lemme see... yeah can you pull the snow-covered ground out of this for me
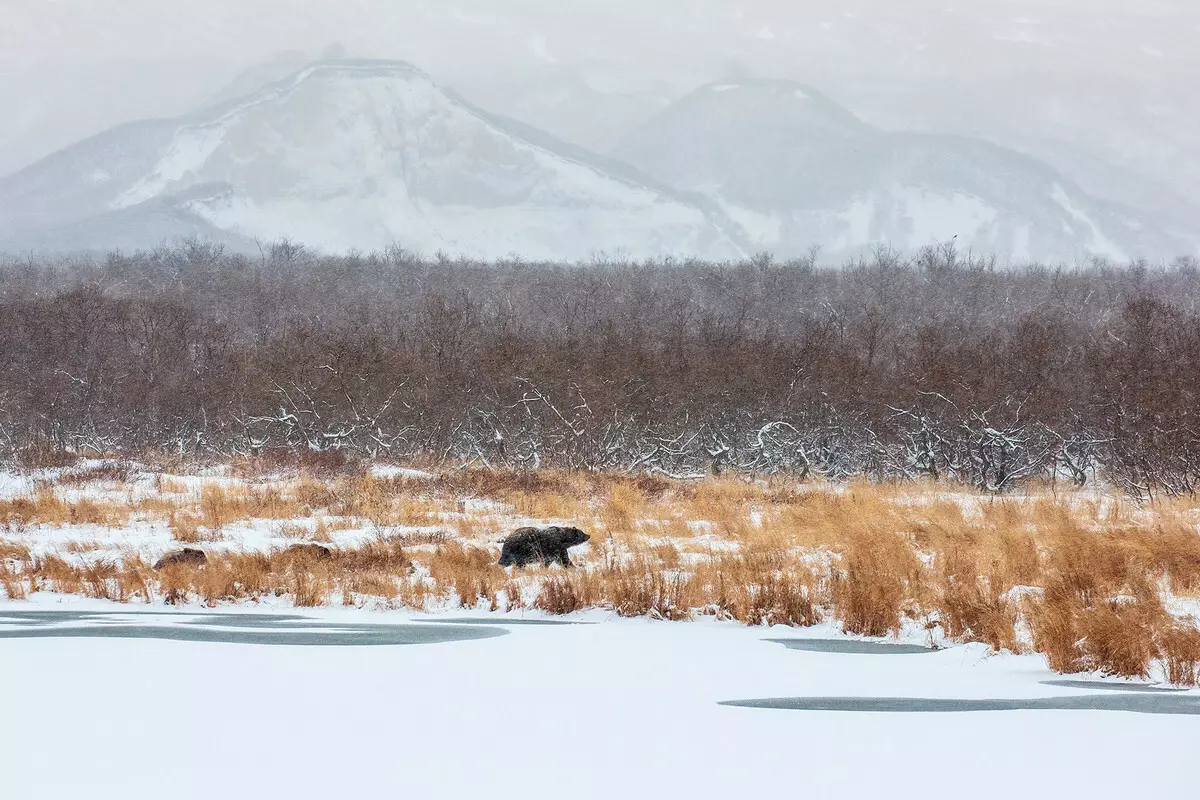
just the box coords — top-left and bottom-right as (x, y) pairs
(1, 597), (1197, 798)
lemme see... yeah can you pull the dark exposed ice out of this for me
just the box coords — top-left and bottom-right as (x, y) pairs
(720, 695), (1200, 715)
(766, 638), (938, 655)
(0, 611), (507, 646)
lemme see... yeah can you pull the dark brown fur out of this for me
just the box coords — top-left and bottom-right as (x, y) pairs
(498, 526), (590, 568)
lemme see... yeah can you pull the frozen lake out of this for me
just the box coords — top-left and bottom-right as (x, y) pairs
(2, 602), (1197, 798)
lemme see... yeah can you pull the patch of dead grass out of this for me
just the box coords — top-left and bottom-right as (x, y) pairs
(3, 463), (1200, 684)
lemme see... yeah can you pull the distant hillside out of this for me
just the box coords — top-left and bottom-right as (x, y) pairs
(0, 60), (744, 260)
(613, 80), (1197, 263)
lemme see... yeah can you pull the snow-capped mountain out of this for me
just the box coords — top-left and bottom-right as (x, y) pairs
(613, 80), (1197, 263)
(0, 60), (744, 260)
(4, 61), (1193, 263)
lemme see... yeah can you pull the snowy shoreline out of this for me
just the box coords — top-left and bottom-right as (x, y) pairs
(2, 595), (1198, 798)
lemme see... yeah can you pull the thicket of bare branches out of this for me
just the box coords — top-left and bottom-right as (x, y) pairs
(2, 240), (1199, 496)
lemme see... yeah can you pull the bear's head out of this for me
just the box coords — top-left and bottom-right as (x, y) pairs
(559, 527), (590, 547)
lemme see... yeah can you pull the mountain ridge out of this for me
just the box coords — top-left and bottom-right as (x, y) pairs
(0, 59), (747, 260)
(613, 78), (1198, 263)
(3, 63), (1194, 262)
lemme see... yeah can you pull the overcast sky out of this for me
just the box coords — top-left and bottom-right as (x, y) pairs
(3, 1), (1198, 205)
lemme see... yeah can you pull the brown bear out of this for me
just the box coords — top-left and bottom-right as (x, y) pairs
(153, 548), (208, 570)
(498, 526), (590, 568)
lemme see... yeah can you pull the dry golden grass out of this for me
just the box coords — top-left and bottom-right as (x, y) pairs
(294, 474), (342, 511)
(426, 542), (507, 610)
(1029, 581), (1170, 680)
(155, 474), (191, 495)
(600, 484), (648, 534)
(271, 521), (315, 540)
(169, 511), (217, 543)
(0, 559), (27, 599)
(0, 539), (32, 561)
(937, 576), (1021, 653)
(1076, 599), (1165, 679)
(724, 572), (821, 627)
(3, 464), (1200, 684)
(199, 483), (302, 528)
(536, 576), (584, 615)
(1, 487), (122, 527)
(1024, 516), (1195, 681)
(832, 526), (924, 637)
(62, 540), (106, 554)
(1160, 625), (1200, 686)
(1140, 520), (1200, 596)
(27, 554), (84, 595)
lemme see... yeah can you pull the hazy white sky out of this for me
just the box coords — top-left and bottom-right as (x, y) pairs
(3, 1), (1198, 204)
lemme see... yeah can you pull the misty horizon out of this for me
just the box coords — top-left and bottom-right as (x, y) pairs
(2, 1), (1198, 263)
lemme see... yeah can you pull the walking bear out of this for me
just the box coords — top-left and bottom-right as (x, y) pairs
(498, 526), (590, 568)
(153, 548), (208, 570)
